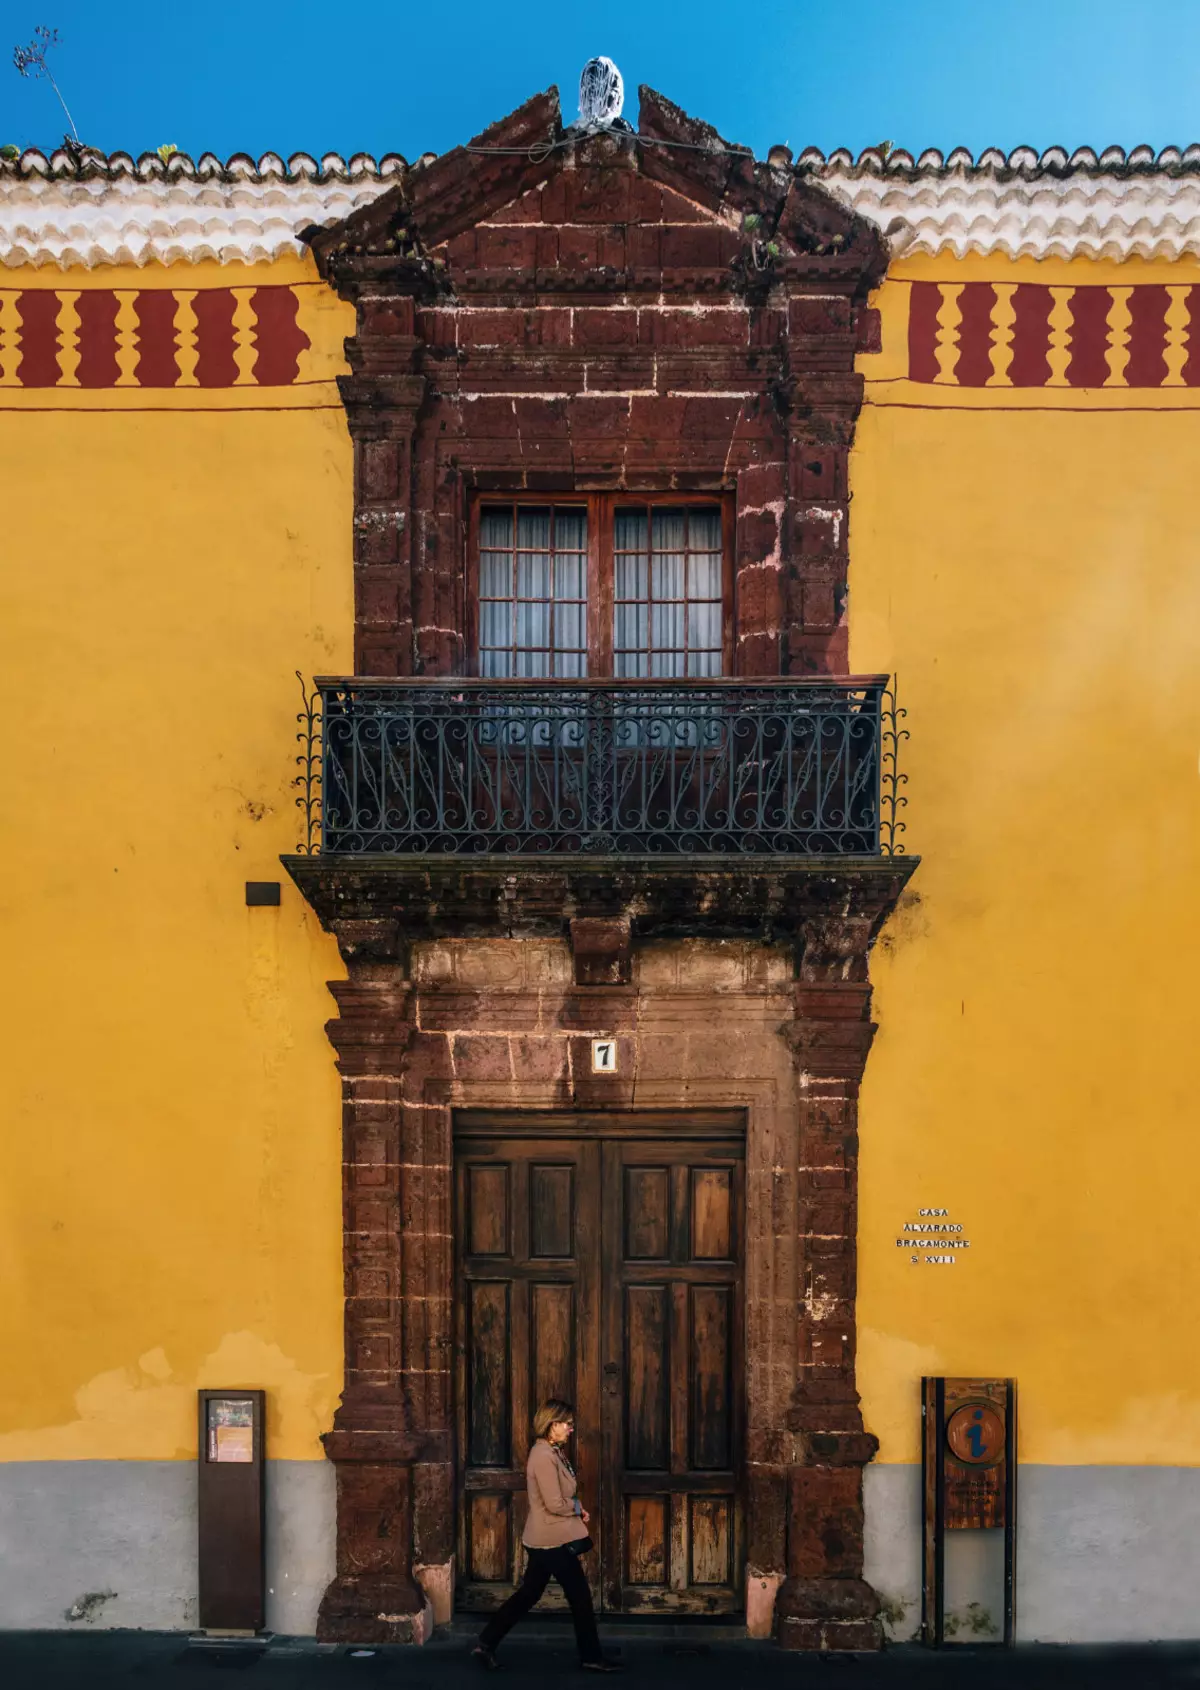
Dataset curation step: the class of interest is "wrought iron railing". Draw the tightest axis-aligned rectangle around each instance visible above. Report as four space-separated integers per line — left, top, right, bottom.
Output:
293 675 907 858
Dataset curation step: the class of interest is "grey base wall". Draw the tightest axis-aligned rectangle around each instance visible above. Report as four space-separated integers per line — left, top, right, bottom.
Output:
0 1460 334 1634
865 1464 1200 1644
3 1458 1199 1640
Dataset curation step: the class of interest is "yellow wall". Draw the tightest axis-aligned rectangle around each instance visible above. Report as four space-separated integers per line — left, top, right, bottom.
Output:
854 253 1200 1465
5 247 1199 1473
0 255 354 1461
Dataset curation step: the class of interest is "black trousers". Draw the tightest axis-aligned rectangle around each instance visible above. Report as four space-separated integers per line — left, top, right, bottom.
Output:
479 1544 602 1663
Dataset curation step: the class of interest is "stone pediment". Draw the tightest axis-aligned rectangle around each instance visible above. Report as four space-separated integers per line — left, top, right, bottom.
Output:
305 85 888 302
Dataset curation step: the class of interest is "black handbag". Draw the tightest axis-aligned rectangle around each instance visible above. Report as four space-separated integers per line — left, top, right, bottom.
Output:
565 1534 594 1556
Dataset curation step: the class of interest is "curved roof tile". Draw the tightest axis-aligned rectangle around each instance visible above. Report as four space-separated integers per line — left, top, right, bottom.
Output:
5 143 1200 267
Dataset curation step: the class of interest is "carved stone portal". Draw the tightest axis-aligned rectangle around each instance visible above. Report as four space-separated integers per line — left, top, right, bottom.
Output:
294 76 908 1651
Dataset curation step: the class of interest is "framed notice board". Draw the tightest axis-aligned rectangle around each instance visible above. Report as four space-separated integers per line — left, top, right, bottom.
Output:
921 1377 1016 1647
198 1389 265 1633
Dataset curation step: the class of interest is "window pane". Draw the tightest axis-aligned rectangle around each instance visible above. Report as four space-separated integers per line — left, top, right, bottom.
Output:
555 553 585 598
613 502 724 672
480 648 512 678
651 602 684 652
651 506 686 553
651 553 684 600
615 649 649 678
556 603 586 650
614 507 648 550
614 602 647 652
480 507 513 548
615 554 648 599
688 602 721 651
651 649 685 678
687 649 721 677
517 553 551 599
516 598 551 651
555 508 587 551
688 552 721 599
479 599 510 650
555 650 586 678
687 507 721 550
516 506 551 550
479 552 512 597
478 502 590 677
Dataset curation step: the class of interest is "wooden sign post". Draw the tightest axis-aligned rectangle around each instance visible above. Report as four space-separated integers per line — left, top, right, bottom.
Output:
921 1377 1016 1646
198 1389 266 1634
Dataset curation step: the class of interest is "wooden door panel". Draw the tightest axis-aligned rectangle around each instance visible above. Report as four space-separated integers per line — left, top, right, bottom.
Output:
626 1495 668 1586
691 1284 733 1470
467 1163 511 1256
467 1281 511 1466
602 1139 745 1615
690 1496 733 1585
691 1166 733 1260
624 1167 671 1259
529 1281 575 1407
456 1137 601 1609
469 1492 512 1583
530 1163 575 1258
625 1286 670 1469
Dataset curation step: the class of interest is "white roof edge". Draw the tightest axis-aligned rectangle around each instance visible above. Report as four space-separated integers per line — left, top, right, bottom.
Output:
7 154 1200 268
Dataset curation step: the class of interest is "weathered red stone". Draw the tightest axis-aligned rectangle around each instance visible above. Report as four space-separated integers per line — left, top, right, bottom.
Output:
296 79 903 1652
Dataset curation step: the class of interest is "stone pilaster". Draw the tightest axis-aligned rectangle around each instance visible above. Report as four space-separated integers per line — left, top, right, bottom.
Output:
775 917 886 1651
317 922 430 1644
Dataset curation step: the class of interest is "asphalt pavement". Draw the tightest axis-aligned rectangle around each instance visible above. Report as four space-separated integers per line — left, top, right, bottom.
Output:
2 1629 1200 1690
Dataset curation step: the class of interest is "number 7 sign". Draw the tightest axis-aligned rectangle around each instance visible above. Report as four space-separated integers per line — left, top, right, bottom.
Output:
590 1039 618 1074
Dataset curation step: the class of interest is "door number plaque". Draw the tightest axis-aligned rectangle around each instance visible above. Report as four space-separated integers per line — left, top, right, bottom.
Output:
591 1039 618 1074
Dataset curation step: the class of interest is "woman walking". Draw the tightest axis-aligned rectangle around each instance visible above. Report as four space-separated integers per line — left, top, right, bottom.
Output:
472 1399 622 1672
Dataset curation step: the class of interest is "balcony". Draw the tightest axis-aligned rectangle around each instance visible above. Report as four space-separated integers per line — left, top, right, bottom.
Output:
293 677 906 859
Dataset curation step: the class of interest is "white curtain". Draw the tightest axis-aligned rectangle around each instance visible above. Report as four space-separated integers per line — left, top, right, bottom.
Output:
614 506 723 678
478 505 588 678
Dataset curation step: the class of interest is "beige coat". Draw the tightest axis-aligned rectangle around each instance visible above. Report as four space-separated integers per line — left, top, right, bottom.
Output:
522 1439 588 1549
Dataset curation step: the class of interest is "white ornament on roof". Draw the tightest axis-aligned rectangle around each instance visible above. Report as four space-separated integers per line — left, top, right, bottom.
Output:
578 57 624 127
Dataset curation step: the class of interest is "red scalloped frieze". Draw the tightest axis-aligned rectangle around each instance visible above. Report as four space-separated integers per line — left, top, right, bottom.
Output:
1 284 309 388
907 281 1200 387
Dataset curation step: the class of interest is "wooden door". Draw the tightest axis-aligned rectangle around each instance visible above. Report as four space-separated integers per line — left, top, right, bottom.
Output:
456 1136 602 1610
455 1124 744 1616
601 1139 744 1614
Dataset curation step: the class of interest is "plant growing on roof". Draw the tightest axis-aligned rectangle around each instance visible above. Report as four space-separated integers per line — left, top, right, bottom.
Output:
740 211 780 273
12 25 79 147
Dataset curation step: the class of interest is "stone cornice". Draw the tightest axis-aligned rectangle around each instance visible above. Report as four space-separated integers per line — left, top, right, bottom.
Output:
281 854 918 949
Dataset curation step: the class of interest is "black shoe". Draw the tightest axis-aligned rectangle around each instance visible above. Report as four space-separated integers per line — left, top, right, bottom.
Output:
472 1644 504 1670
581 1659 624 1673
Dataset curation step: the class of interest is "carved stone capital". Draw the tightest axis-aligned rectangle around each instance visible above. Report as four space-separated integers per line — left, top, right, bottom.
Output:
323 1381 423 1466
326 977 415 1076
782 981 877 1083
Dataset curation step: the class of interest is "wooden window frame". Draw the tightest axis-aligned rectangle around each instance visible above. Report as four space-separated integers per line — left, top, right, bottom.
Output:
467 492 735 679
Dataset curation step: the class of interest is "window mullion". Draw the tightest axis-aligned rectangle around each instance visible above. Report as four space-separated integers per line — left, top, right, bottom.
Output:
593 493 612 677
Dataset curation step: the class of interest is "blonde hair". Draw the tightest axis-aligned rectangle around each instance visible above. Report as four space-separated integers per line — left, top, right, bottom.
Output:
532 1398 575 1440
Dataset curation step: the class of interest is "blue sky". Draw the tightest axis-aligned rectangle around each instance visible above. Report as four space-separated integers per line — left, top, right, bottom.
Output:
4 0 1199 162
